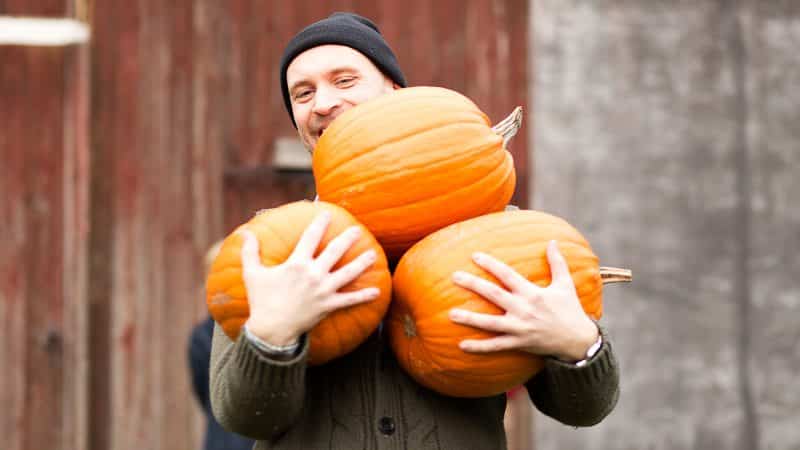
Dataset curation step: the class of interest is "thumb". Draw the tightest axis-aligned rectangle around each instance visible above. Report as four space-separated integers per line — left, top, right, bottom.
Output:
239 229 262 271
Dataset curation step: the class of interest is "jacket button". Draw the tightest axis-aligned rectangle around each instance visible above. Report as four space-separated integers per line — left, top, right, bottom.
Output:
378 416 396 435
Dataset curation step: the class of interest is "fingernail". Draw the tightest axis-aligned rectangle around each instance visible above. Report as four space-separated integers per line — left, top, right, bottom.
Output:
449 309 463 320
350 226 362 237
452 271 467 283
367 288 380 298
472 253 484 263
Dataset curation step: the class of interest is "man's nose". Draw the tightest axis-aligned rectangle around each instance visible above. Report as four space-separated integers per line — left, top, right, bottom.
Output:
312 85 342 116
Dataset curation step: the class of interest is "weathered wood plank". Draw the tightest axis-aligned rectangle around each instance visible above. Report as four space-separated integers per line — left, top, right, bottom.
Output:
0 22 89 450
23 46 68 450
0 45 30 450
433 0 468 91
61 41 91 450
89 1 215 449
0 0 65 16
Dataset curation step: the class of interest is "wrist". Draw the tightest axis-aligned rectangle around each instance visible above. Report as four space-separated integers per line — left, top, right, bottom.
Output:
555 322 600 363
572 333 603 367
243 325 302 359
244 318 301 347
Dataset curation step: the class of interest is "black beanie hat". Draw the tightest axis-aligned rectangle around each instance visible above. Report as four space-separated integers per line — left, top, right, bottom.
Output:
279 12 407 128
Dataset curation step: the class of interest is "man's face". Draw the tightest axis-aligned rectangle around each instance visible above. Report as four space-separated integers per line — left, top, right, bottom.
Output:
286 44 398 152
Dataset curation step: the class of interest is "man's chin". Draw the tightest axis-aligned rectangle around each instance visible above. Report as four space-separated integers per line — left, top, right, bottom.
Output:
299 135 317 153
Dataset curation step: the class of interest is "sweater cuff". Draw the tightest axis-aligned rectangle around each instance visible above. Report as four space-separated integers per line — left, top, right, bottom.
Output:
541 328 615 391
231 331 309 390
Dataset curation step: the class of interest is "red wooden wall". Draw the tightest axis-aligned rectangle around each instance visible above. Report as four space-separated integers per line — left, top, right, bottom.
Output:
0 2 90 450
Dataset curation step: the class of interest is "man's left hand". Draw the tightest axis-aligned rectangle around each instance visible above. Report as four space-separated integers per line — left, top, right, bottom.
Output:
448 240 599 363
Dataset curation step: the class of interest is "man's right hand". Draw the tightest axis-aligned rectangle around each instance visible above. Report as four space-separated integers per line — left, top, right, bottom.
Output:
240 210 380 346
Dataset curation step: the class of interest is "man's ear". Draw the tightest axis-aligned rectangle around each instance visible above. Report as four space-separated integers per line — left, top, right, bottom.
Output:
383 79 400 93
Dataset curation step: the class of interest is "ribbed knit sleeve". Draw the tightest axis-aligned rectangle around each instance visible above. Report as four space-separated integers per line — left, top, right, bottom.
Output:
209 322 308 441
525 329 620 427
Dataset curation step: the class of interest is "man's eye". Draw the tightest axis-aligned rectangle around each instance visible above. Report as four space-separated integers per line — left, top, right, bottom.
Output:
294 90 312 101
335 77 356 87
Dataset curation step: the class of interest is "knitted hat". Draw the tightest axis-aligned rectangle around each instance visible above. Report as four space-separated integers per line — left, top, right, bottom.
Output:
279 12 407 128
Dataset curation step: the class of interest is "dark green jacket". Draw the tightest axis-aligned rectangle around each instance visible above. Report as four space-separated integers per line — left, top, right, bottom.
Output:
210 321 619 450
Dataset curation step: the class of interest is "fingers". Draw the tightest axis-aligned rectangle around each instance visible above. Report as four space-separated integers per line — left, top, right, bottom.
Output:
470 252 531 293
315 226 362 272
546 240 573 288
324 249 377 291
458 335 519 353
325 287 381 311
452 271 517 312
291 210 332 261
239 230 262 271
449 308 516 334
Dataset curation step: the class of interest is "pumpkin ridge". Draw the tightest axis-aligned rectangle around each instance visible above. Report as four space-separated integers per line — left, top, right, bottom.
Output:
320 122 500 194
321 142 507 214
473 214 590 247
318 88 482 160
318 91 488 158
413 305 489 337
352 152 512 221
417 339 528 385
316 89 488 163
408 331 453 378
252 211 290 253
392 301 456 370
332 92 491 141
253 217 296 264
316 117 496 190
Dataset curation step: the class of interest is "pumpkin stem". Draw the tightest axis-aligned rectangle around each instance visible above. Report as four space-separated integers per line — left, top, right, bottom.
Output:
403 314 418 338
599 267 633 284
491 106 523 147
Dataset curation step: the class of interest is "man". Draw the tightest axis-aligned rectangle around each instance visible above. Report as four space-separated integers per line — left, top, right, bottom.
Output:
210 12 619 450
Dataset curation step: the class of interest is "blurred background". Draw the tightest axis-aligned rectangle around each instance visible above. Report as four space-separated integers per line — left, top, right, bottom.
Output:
1 1 797 449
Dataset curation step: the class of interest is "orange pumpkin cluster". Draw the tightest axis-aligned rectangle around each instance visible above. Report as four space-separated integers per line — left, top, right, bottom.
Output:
206 87 623 397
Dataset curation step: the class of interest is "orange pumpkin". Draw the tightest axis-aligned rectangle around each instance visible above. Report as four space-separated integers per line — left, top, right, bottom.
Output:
387 209 631 397
206 200 392 365
312 86 520 261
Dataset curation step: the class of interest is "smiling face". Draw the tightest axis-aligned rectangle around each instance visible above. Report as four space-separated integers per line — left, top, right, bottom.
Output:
286 44 399 152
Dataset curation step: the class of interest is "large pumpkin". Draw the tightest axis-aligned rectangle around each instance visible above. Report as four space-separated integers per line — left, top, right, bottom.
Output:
206 200 393 366
312 86 520 261
387 209 631 397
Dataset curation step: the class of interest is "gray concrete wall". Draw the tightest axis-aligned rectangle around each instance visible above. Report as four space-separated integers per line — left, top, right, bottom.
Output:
529 1 799 449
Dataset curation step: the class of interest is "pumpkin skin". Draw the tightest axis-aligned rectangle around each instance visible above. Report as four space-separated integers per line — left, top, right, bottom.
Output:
312 86 516 261
206 200 392 366
387 209 604 398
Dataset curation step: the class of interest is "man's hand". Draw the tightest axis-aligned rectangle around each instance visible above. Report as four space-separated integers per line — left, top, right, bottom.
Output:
448 240 599 362
240 210 380 346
